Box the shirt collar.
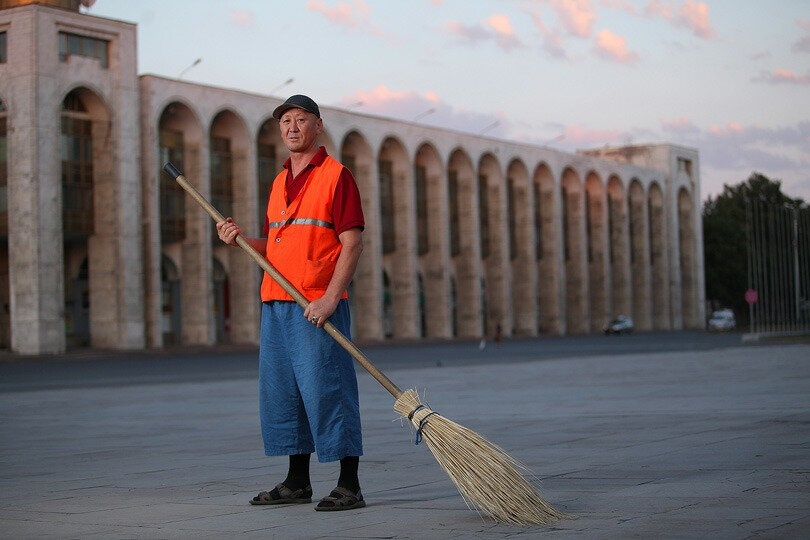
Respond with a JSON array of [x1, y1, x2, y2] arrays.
[[282, 146, 329, 172]]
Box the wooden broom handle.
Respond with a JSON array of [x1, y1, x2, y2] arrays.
[[163, 163, 403, 399]]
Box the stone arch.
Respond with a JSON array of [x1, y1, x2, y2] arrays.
[[628, 179, 651, 330], [507, 158, 537, 336], [533, 162, 562, 334], [561, 167, 588, 333], [378, 136, 418, 338], [607, 175, 631, 318], [585, 171, 608, 331], [678, 187, 698, 328], [209, 109, 256, 343], [341, 130, 381, 340], [154, 101, 207, 346], [448, 148, 482, 337], [415, 142, 451, 338], [60, 86, 114, 349], [648, 182, 670, 329], [478, 153, 510, 337]]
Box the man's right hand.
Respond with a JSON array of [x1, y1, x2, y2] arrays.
[[216, 217, 241, 246]]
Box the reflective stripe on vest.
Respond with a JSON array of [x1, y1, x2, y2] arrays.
[[266, 217, 334, 230]]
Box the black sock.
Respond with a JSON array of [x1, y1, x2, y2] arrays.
[[337, 456, 360, 493], [283, 453, 311, 490]]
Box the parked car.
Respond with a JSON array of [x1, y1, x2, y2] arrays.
[[708, 309, 736, 331], [603, 315, 634, 335]]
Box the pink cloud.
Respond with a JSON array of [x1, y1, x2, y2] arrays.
[[551, 0, 597, 37], [485, 14, 523, 50], [230, 9, 256, 28], [340, 85, 507, 136], [306, 0, 385, 36], [562, 124, 626, 146], [645, 0, 714, 39], [600, 0, 638, 16], [661, 117, 692, 128], [444, 15, 524, 51], [753, 69, 810, 85], [593, 29, 638, 63]]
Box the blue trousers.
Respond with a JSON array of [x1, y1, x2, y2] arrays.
[[258, 300, 363, 462]]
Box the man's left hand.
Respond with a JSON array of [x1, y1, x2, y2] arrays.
[[304, 296, 339, 328]]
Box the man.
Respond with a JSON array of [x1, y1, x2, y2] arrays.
[[216, 95, 366, 511]]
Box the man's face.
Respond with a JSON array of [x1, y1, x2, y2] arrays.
[[279, 108, 323, 153]]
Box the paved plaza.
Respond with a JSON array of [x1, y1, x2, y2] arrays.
[[1, 340, 809, 538]]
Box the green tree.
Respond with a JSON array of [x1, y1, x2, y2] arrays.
[[702, 172, 805, 322]]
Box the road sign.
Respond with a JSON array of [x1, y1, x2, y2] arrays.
[[745, 289, 758, 304]]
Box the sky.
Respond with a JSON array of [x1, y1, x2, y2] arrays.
[[86, 0, 810, 202]]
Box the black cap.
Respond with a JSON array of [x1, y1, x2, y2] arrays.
[[272, 94, 321, 120]]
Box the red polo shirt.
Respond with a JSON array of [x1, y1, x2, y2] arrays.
[[263, 146, 364, 236]]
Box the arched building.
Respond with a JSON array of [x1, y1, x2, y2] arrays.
[[0, 1, 705, 354]]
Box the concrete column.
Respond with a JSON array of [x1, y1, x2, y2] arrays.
[[449, 151, 483, 338], [649, 184, 671, 330], [139, 87, 162, 348], [536, 165, 564, 335], [510, 164, 538, 337], [228, 141, 259, 344], [586, 175, 609, 332], [8, 78, 65, 354], [419, 149, 452, 339], [562, 170, 589, 334], [479, 156, 511, 338], [608, 179, 632, 318], [629, 182, 652, 331], [346, 142, 383, 341], [5, 10, 64, 353], [181, 141, 214, 345]]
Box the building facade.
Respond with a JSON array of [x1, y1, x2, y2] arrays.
[[0, 1, 705, 354]]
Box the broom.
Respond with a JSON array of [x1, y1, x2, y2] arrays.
[[163, 162, 565, 526]]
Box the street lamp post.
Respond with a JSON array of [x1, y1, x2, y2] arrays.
[[178, 58, 202, 80], [270, 78, 294, 96]]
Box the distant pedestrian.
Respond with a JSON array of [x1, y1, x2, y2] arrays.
[[495, 323, 503, 348]]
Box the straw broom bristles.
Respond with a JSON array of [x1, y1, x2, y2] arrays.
[[393, 389, 567, 526]]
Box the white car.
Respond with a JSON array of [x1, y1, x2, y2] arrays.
[[708, 309, 736, 331], [603, 315, 634, 335]]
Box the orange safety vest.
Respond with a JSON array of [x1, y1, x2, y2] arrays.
[[260, 155, 349, 302]]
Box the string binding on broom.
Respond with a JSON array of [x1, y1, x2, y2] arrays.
[[408, 404, 439, 445]]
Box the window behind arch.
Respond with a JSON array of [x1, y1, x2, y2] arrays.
[[159, 129, 185, 243], [478, 174, 489, 258], [379, 159, 395, 254], [61, 92, 93, 239], [415, 164, 428, 256], [507, 178, 516, 261], [210, 136, 233, 239], [533, 182, 542, 260], [448, 171, 460, 257]]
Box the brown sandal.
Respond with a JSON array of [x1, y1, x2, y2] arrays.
[[315, 486, 366, 511], [250, 483, 312, 505]]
